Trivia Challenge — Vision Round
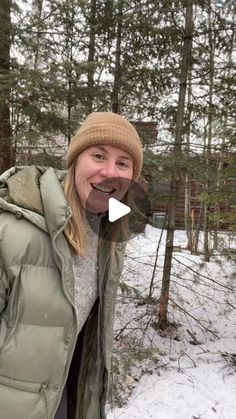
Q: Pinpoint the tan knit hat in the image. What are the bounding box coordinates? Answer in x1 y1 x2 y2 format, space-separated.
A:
67 112 143 180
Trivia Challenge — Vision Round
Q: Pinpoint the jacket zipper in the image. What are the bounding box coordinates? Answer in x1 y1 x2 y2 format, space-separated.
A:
51 216 110 418
98 247 111 418
49 214 79 419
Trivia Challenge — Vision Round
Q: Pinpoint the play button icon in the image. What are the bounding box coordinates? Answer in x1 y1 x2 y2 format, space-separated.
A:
85 176 151 242
108 198 130 222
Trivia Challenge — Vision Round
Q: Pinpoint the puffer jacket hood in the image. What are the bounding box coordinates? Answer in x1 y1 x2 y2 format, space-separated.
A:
0 166 72 236
0 166 46 214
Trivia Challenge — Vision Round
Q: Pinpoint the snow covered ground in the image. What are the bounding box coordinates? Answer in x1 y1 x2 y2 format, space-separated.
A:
107 226 236 419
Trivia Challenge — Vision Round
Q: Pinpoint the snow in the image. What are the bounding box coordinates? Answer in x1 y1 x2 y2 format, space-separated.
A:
107 225 236 419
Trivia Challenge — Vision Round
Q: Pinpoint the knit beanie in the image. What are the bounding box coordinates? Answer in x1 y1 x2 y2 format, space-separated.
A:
67 112 143 180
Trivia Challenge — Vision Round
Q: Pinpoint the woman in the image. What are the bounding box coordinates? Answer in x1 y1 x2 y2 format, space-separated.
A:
0 112 143 419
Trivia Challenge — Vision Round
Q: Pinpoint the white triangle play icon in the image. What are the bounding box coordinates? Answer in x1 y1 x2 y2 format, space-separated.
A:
108 198 131 222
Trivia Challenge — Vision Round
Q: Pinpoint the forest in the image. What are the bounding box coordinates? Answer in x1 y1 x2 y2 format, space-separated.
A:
0 1 236 414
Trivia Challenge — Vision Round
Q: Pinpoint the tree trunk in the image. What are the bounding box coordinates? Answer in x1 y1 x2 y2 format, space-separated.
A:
87 0 97 114
203 122 210 262
213 7 235 249
111 0 123 114
0 0 12 173
185 173 192 251
65 2 75 145
193 203 203 254
31 0 44 70
158 4 193 329
184 76 193 252
203 3 215 262
213 156 223 250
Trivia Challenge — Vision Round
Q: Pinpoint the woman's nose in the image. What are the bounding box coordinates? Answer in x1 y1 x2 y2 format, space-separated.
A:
100 161 118 178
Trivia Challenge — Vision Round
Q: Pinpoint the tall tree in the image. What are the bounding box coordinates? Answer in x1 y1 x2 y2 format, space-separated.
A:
0 0 12 173
30 0 44 70
87 0 97 114
111 0 124 113
158 3 194 329
212 2 236 249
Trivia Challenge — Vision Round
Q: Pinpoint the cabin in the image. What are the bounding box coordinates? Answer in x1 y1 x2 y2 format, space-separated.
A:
144 155 236 230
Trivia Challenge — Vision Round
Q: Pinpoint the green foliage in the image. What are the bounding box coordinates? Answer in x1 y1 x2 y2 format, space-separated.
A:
0 0 235 184
119 281 141 299
30 151 64 169
110 335 163 407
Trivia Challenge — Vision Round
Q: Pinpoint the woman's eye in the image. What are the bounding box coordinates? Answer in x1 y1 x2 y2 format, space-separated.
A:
93 153 104 160
117 161 128 168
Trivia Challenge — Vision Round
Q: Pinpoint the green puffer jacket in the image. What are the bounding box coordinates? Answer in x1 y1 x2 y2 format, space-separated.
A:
0 166 125 419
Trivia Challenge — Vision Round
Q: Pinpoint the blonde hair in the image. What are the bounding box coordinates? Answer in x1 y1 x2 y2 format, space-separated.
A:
63 161 133 258
63 161 87 255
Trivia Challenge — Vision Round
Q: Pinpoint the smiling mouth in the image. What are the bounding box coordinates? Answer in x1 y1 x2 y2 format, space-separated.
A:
91 184 116 194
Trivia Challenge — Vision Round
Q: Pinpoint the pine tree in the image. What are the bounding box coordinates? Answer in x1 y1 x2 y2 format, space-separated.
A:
0 0 12 173
157 2 194 329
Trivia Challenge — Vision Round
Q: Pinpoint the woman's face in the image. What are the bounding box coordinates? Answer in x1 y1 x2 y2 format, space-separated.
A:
74 144 133 214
